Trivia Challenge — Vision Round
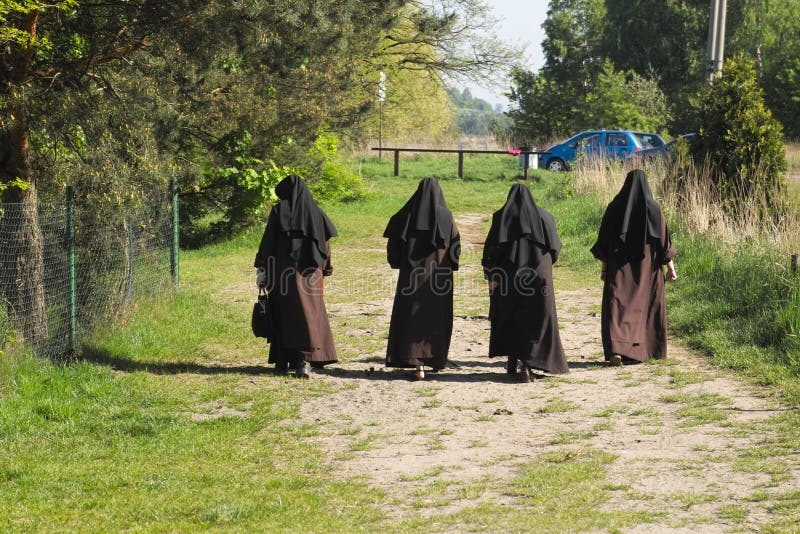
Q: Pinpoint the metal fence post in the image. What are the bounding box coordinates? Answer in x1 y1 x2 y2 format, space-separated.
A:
171 177 180 286
66 186 76 354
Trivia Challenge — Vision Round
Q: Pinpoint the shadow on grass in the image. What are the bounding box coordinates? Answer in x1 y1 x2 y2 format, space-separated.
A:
78 345 274 376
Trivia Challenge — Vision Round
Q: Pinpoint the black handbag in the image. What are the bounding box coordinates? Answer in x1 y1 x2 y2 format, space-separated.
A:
251 288 275 340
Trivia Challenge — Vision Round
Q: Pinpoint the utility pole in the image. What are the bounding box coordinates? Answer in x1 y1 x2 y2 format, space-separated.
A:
378 71 386 160
706 0 728 82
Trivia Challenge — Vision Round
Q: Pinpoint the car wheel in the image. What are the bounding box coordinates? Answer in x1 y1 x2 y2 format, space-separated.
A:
547 158 566 172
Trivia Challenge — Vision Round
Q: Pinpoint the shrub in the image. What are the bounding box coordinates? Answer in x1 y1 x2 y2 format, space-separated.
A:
305 131 368 203
691 54 787 212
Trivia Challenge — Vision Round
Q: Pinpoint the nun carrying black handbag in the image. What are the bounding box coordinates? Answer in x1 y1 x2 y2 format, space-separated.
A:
251 288 275 340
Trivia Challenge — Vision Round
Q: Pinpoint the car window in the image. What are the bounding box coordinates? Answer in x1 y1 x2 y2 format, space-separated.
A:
633 133 665 149
576 133 600 150
606 133 629 146
568 134 590 148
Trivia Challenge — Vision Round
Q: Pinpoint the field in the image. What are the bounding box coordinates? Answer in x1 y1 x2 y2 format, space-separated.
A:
1 154 799 532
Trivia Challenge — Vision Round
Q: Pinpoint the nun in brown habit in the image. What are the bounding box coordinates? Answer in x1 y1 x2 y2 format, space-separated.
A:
384 177 461 380
590 169 677 365
254 174 338 378
482 184 568 382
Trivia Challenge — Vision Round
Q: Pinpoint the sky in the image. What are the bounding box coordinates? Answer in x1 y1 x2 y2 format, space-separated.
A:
463 0 549 108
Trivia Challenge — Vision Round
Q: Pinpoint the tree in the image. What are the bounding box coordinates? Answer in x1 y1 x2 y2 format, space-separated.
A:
726 0 800 138
584 60 670 133
1 0 197 343
692 54 787 209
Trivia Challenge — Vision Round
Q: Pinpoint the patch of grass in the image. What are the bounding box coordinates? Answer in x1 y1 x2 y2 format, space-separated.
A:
349 434 383 452
548 430 594 445
733 446 791 475
670 491 719 510
658 392 731 426
668 369 713 387
399 466 446 482
667 234 800 406
400 448 662 532
415 385 440 397
538 397 579 413
426 437 446 451
718 504 748 522
422 399 443 409
592 420 613 432
456 476 494 500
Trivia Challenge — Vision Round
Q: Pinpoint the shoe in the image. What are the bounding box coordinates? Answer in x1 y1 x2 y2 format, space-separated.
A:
295 361 310 379
414 366 425 380
506 356 518 375
609 354 623 367
518 366 532 383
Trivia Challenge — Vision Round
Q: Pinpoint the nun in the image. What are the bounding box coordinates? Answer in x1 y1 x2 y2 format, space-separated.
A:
590 169 677 366
384 177 461 380
482 183 568 382
254 174 338 378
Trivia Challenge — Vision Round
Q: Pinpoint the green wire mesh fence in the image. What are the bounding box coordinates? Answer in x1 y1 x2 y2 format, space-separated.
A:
0 183 179 359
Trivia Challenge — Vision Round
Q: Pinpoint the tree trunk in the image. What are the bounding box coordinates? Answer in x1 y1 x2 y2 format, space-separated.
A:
1 10 48 346
1 103 48 346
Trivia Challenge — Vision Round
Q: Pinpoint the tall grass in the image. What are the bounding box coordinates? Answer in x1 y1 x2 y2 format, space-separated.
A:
786 141 800 173
572 152 800 404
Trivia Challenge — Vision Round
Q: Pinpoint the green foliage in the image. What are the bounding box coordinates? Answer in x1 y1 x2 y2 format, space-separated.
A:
667 233 800 403
507 68 579 145
584 60 670 133
601 0 707 131
692 54 787 209
769 58 800 139
305 131 367 203
181 130 367 247
508 60 668 145
727 0 800 139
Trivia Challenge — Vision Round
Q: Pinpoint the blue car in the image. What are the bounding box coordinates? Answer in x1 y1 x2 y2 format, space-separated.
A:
539 130 666 172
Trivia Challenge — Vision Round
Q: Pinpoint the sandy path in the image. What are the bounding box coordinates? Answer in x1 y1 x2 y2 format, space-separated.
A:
298 213 800 532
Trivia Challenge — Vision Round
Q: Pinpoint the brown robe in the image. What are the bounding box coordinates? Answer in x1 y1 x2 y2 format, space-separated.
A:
482 185 568 374
385 223 460 370
487 253 568 374
595 210 676 362
255 208 337 368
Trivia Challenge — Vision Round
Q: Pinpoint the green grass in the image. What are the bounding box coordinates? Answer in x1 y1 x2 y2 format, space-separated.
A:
0 354 383 531
396 449 662 532
4 153 800 530
667 233 800 405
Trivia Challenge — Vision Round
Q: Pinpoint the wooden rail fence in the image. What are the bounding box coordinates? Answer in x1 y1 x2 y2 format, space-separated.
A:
371 147 551 180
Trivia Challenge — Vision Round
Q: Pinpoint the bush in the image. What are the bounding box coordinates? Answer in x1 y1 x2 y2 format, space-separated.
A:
691 54 787 211
305 131 368 203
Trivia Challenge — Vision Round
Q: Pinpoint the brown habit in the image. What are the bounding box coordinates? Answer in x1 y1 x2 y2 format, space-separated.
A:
482 184 568 374
384 178 461 370
254 176 337 368
590 170 676 362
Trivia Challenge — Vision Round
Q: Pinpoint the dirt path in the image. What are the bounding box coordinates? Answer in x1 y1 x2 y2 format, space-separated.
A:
298 213 799 532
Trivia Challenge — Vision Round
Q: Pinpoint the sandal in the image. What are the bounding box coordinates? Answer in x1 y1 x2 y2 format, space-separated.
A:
518 365 532 383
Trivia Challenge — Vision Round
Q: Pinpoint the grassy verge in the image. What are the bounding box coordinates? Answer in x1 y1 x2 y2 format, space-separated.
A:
666 232 800 403
0 230 385 531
